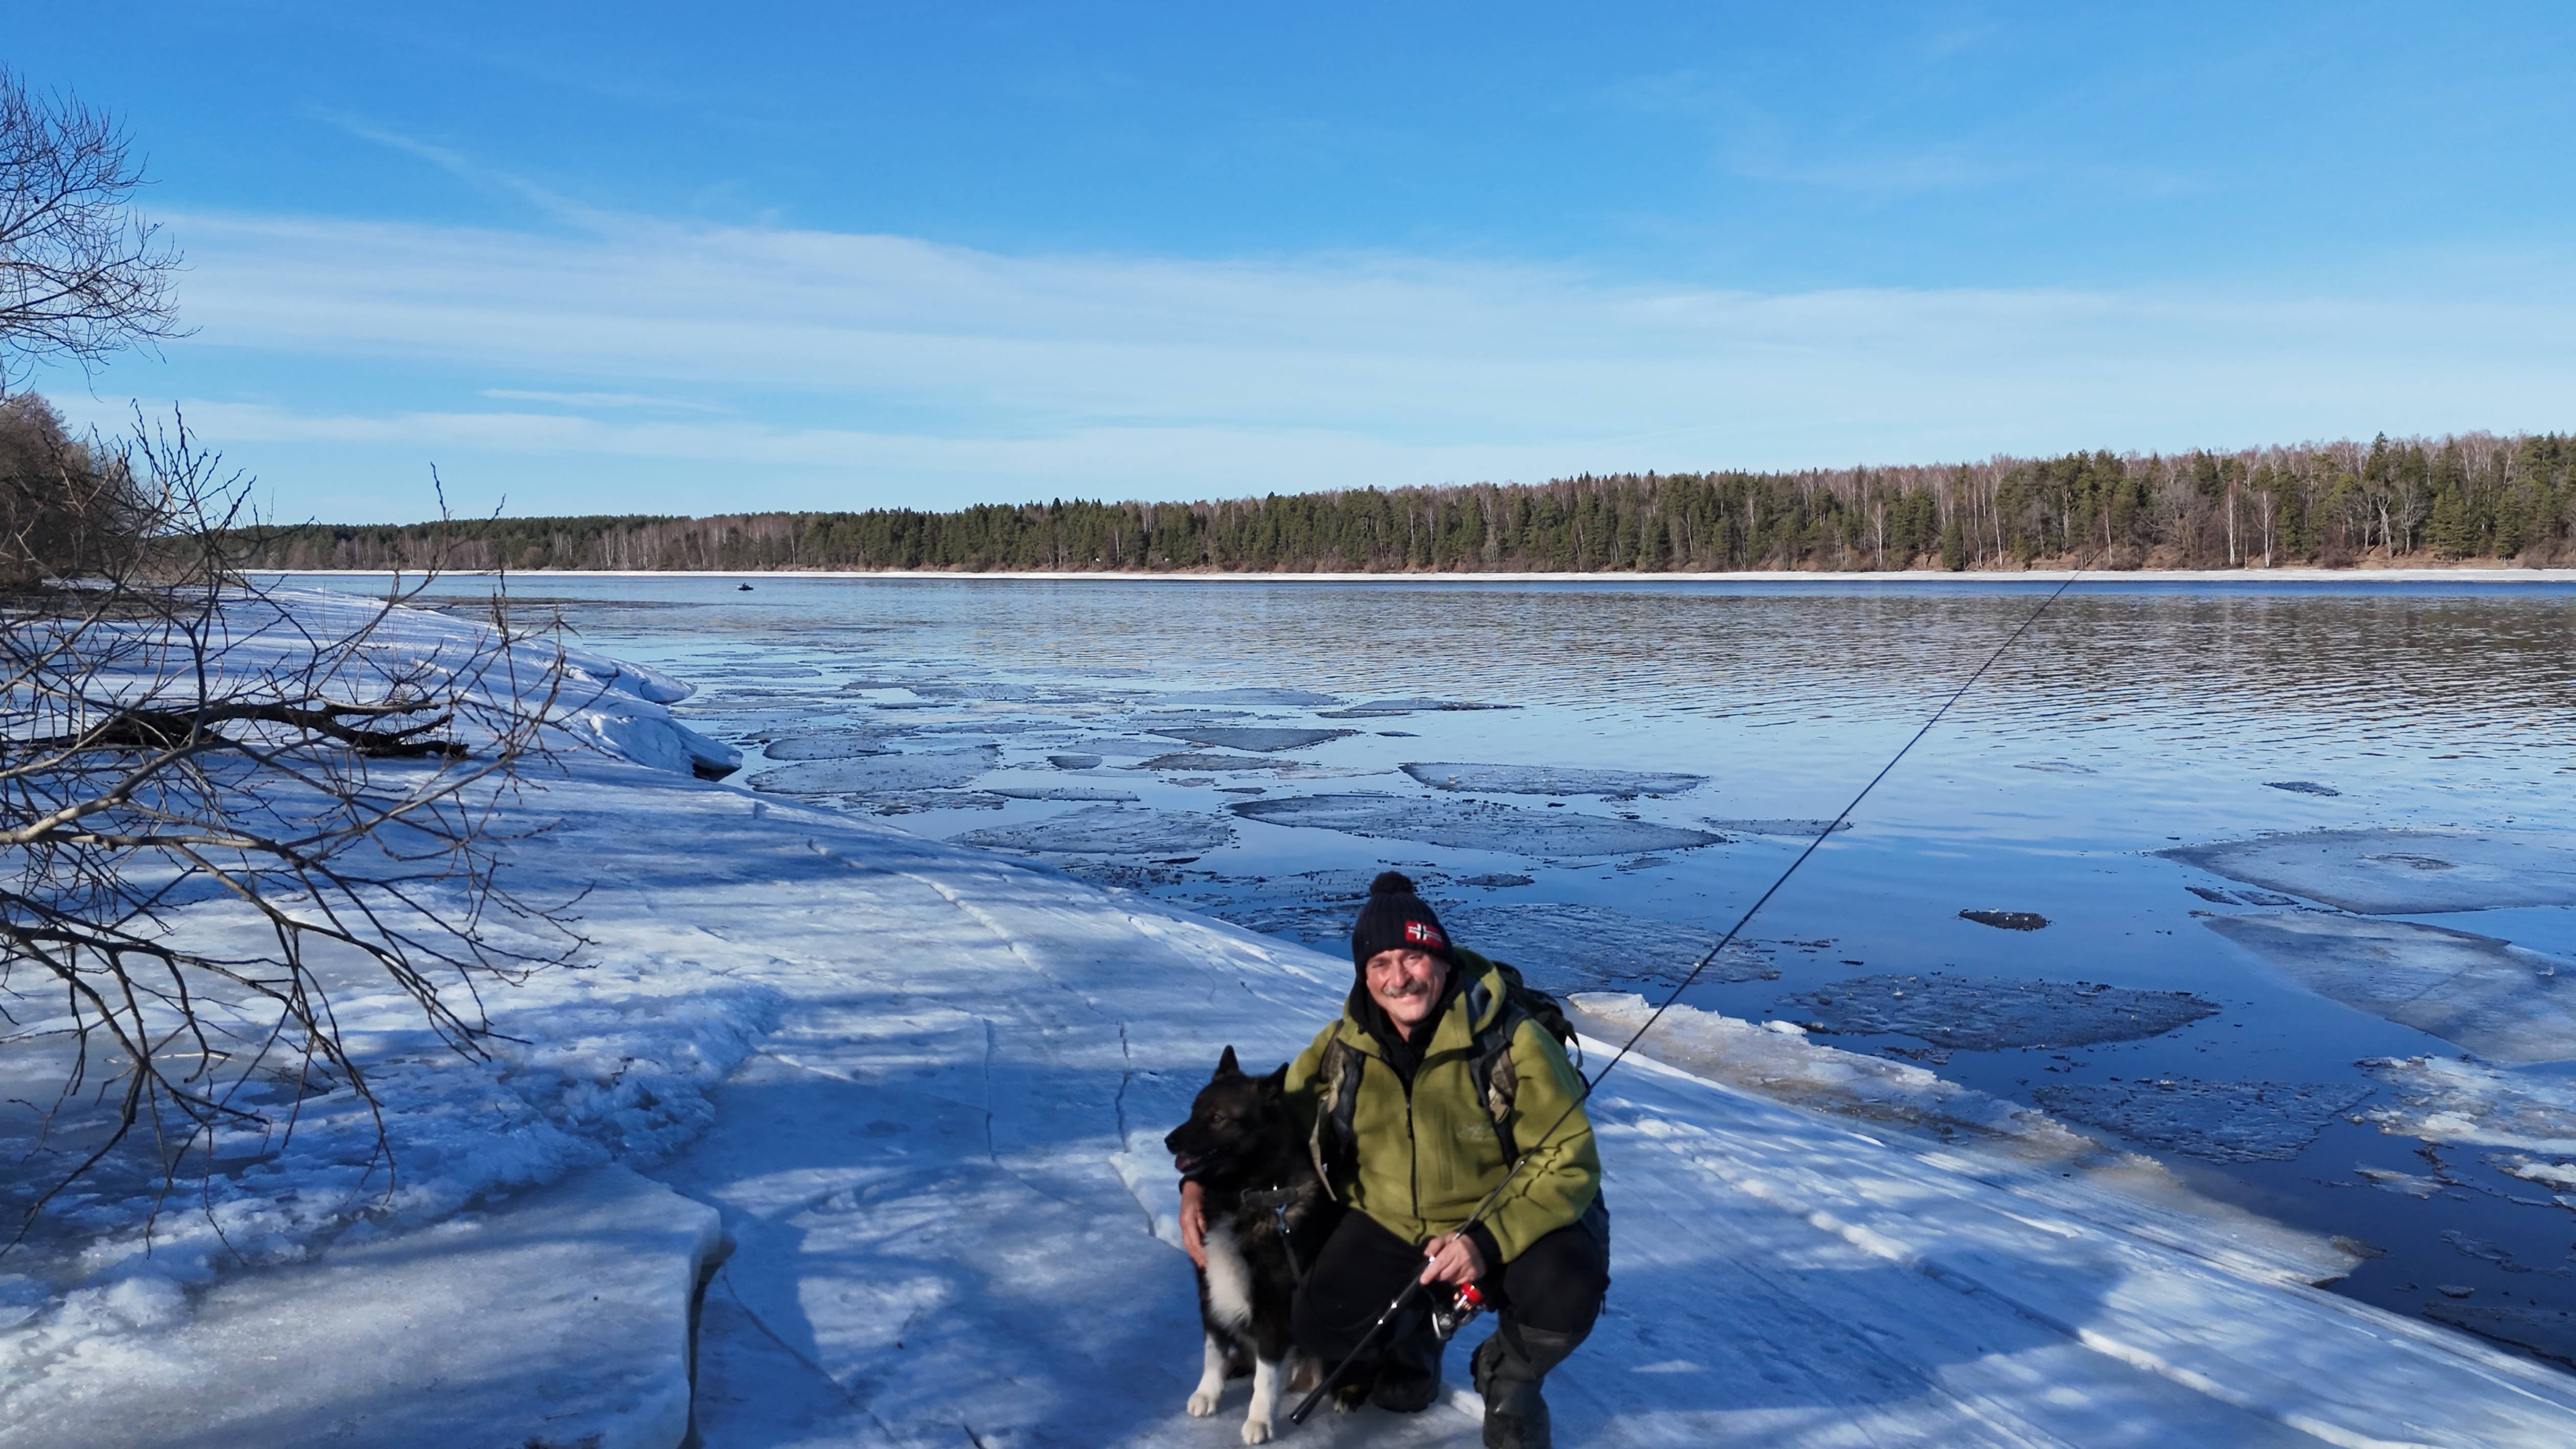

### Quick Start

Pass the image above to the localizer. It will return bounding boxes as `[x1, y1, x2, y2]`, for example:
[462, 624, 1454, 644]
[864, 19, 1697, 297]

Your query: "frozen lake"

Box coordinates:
[292, 571, 2576, 1374]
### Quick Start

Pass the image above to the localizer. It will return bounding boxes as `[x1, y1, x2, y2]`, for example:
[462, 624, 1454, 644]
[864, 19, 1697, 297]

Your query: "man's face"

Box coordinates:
[1364, 947, 1449, 1036]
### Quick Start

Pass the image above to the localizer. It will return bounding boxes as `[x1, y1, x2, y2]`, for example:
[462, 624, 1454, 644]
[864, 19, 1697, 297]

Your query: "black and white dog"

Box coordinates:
[1165, 1045, 1342, 1443]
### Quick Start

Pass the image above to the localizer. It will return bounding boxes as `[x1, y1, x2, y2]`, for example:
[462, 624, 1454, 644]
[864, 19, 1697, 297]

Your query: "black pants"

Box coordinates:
[1291, 1204, 1611, 1368]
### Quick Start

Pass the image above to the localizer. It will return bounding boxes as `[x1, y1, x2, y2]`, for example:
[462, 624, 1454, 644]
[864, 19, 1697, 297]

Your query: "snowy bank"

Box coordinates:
[9, 595, 2576, 1446]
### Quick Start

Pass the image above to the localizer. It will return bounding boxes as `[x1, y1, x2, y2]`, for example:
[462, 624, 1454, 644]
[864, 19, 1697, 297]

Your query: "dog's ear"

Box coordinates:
[1215, 1045, 1241, 1079]
[1260, 1063, 1289, 1096]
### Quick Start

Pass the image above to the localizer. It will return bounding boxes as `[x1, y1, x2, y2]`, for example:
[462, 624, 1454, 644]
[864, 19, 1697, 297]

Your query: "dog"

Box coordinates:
[1165, 1045, 1343, 1443]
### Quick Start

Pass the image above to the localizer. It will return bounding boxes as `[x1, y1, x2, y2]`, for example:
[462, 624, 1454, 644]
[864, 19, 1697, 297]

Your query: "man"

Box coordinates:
[1182, 872, 1608, 1448]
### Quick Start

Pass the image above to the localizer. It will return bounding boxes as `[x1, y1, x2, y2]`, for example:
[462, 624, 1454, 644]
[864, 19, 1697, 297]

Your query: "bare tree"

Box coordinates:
[1, 66, 184, 388]
[0, 418, 586, 1249]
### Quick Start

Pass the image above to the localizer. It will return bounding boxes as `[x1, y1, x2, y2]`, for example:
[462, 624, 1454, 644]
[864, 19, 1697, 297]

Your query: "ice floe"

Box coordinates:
[1048, 753, 1102, 770]
[749, 745, 999, 796]
[1316, 697, 1514, 718]
[952, 804, 1235, 856]
[1961, 909, 2049, 931]
[2163, 829, 2576, 913]
[761, 733, 887, 761]
[1400, 762, 1708, 797]
[1230, 792, 1724, 856]
[1145, 725, 1356, 752]
[1159, 687, 1341, 706]
[1137, 751, 1298, 773]
[2204, 914, 2576, 1064]
[1442, 902, 1775, 990]
[2356, 1055, 2576, 1159]
[2422, 1303, 2576, 1370]
[2029, 1079, 2374, 1163]
[990, 786, 1141, 802]
[1701, 818, 1853, 837]
[2266, 780, 2343, 796]
[1781, 973, 2220, 1051]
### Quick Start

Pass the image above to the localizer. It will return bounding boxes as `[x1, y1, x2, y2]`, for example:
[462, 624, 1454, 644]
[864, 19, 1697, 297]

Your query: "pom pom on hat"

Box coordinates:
[1351, 870, 1452, 968]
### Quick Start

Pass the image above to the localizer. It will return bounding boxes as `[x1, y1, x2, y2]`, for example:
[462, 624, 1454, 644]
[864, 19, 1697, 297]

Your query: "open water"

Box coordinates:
[294, 571, 2576, 1373]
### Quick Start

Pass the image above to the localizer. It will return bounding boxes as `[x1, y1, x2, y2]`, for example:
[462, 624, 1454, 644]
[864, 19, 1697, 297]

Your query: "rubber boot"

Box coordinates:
[1367, 1310, 1447, 1413]
[1471, 1321, 1580, 1449]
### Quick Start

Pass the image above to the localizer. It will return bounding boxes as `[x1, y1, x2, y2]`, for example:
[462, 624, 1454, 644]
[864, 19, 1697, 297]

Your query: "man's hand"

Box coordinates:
[1418, 1231, 1485, 1287]
[1180, 1179, 1208, 1269]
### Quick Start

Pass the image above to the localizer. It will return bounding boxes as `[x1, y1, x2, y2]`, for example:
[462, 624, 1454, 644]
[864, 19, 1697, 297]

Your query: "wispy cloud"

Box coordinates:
[78, 202, 2576, 517]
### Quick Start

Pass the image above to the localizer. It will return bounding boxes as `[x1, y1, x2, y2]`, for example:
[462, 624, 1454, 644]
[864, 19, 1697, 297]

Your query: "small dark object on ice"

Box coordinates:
[2265, 780, 2339, 796]
[1961, 909, 2049, 931]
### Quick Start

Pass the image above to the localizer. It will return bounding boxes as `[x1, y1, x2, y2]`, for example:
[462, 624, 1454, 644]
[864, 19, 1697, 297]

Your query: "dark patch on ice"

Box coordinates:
[1230, 793, 1724, 857]
[2159, 829, 2576, 914]
[2265, 780, 2342, 797]
[2420, 1302, 2576, 1370]
[762, 734, 888, 762]
[1216, 786, 1266, 795]
[2186, 885, 2238, 904]
[2237, 889, 2301, 906]
[1139, 752, 1298, 773]
[953, 806, 1235, 856]
[2029, 1078, 2372, 1162]
[1161, 687, 1342, 706]
[991, 786, 1140, 802]
[749, 746, 999, 796]
[1375, 731, 1417, 738]
[1402, 762, 1707, 797]
[1781, 974, 2219, 1051]
[1700, 818, 1854, 837]
[1149, 726, 1358, 753]
[1960, 909, 2049, 931]
[2202, 913, 2576, 1064]
[1049, 754, 1103, 771]
[1461, 873, 1535, 887]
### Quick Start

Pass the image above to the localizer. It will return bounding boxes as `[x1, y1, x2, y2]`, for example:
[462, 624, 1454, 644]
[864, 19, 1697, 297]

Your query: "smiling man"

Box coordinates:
[1186, 871, 1607, 1447]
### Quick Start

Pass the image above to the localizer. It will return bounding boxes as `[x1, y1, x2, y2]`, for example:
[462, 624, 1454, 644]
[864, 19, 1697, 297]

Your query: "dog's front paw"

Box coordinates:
[1188, 1389, 1221, 1417]
[1240, 1416, 1274, 1445]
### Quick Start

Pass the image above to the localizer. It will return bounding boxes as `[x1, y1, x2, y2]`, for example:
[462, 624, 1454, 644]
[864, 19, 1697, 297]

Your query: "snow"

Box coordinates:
[1399, 762, 1707, 797]
[2357, 1055, 2576, 1159]
[2163, 829, 2576, 913]
[1780, 973, 2220, 1051]
[0, 1165, 721, 1449]
[13, 594, 2576, 1447]
[2204, 913, 2576, 1064]
[1230, 792, 1725, 856]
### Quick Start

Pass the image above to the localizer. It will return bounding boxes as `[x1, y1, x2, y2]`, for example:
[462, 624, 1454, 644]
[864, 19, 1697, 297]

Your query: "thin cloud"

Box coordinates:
[480, 388, 727, 413]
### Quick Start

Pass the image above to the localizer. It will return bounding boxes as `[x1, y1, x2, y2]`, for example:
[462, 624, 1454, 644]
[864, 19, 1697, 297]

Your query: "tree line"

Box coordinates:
[235, 429, 2576, 575]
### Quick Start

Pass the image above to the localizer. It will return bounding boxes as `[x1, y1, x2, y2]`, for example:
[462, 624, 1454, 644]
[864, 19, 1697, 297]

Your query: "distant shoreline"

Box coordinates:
[265, 565, 2576, 585]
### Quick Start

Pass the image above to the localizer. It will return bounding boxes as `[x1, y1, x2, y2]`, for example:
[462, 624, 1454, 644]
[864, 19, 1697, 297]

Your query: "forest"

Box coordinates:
[235, 431, 2576, 576]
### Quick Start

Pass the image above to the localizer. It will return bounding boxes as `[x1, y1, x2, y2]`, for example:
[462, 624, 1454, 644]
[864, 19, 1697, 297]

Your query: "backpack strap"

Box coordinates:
[1466, 999, 1528, 1163]
[1308, 1024, 1364, 1198]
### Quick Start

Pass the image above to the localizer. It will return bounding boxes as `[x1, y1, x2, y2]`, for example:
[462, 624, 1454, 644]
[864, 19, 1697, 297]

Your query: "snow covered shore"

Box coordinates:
[7, 595, 2576, 1446]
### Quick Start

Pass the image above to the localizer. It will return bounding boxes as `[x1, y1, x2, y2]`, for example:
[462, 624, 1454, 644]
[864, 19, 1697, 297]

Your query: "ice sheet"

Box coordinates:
[2205, 913, 2576, 1064]
[2163, 830, 2576, 913]
[1159, 687, 1342, 705]
[748, 744, 1000, 796]
[1781, 973, 2220, 1051]
[1231, 792, 1724, 856]
[2030, 1079, 2376, 1162]
[1400, 762, 1708, 797]
[0, 1166, 721, 1449]
[952, 803, 1236, 855]
[991, 786, 1142, 802]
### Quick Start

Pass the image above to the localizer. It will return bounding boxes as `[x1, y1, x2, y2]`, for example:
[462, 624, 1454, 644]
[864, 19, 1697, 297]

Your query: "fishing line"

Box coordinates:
[1291, 559, 2090, 1425]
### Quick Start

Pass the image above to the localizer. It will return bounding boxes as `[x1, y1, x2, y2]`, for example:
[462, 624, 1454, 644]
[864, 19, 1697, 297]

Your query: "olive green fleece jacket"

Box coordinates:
[1283, 949, 1600, 1263]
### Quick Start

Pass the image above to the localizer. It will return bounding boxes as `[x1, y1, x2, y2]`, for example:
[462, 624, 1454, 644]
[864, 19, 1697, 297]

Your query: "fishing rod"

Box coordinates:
[1289, 562, 2091, 1427]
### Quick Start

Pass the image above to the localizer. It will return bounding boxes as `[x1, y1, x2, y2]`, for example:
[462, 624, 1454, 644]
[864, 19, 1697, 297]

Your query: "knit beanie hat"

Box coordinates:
[1350, 871, 1453, 969]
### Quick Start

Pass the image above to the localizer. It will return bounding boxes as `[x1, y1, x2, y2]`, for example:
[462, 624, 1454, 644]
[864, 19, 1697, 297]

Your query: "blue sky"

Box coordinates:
[13, 3, 2576, 523]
